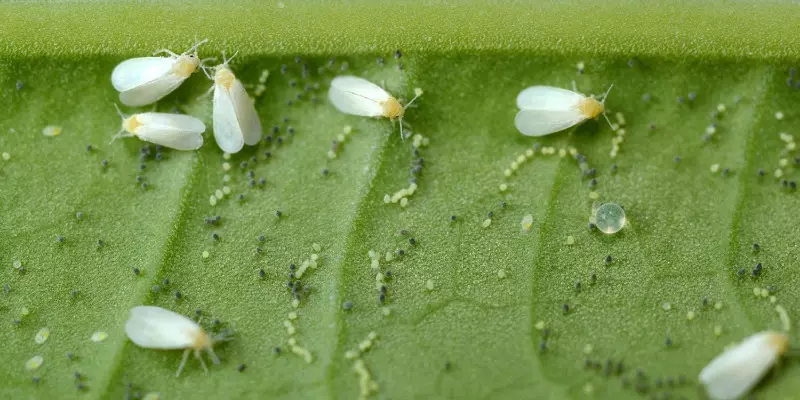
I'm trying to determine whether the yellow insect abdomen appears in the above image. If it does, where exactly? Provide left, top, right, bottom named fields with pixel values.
left=577, top=97, right=604, bottom=119
left=123, top=115, right=142, bottom=134
left=769, top=332, right=789, bottom=355
left=381, top=97, right=405, bottom=120
left=191, top=329, right=211, bottom=350
left=214, top=67, right=235, bottom=90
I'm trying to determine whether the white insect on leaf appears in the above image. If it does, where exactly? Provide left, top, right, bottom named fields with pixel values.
left=204, top=51, right=262, bottom=154
left=110, top=104, right=205, bottom=150
left=328, top=76, right=422, bottom=139
left=514, top=83, right=614, bottom=137
left=111, top=39, right=209, bottom=107
left=699, top=331, right=789, bottom=400
left=125, top=306, right=231, bottom=377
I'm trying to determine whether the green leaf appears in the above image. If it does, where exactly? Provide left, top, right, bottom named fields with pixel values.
left=2, top=2, right=799, bottom=399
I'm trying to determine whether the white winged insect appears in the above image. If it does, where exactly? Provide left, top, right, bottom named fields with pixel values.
left=328, top=76, right=422, bottom=139
left=111, top=39, right=209, bottom=107
left=202, top=52, right=262, bottom=153
left=514, top=83, right=614, bottom=137
left=111, top=104, right=205, bottom=150
left=699, top=331, right=789, bottom=400
left=125, top=306, right=231, bottom=377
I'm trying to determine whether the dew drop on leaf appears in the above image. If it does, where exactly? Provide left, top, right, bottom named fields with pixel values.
left=594, top=203, right=626, bottom=234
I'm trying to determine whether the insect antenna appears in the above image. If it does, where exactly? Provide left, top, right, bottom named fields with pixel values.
left=109, top=103, right=131, bottom=144
left=113, top=103, right=126, bottom=119
left=220, top=50, right=239, bottom=66
left=601, top=84, right=614, bottom=103
left=109, top=129, right=127, bottom=144
left=599, top=84, right=615, bottom=131
left=404, top=92, right=422, bottom=109
left=184, top=38, right=209, bottom=57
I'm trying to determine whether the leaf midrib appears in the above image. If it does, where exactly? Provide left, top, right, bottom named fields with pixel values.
left=96, top=151, right=206, bottom=398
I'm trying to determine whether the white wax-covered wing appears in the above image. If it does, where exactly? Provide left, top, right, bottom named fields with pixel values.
left=699, top=332, right=782, bottom=400
left=328, top=76, right=390, bottom=117
left=125, top=306, right=200, bottom=349
left=134, top=113, right=205, bottom=150
left=230, top=79, right=262, bottom=146
left=119, top=73, right=186, bottom=107
left=516, top=86, right=585, bottom=110
left=514, top=108, right=585, bottom=137
left=213, top=84, right=245, bottom=153
left=112, top=57, right=175, bottom=92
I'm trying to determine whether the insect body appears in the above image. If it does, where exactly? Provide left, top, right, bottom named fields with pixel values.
left=111, top=105, right=205, bottom=150
left=514, top=84, right=613, bottom=136
left=111, top=39, right=209, bottom=107
left=328, top=76, right=421, bottom=139
left=124, top=306, right=221, bottom=377
left=207, top=53, right=261, bottom=153
left=699, top=331, right=789, bottom=400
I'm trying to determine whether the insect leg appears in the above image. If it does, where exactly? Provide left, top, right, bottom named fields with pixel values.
left=195, top=349, right=209, bottom=373
left=175, top=348, right=191, bottom=377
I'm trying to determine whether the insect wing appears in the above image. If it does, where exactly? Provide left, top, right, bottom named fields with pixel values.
left=213, top=84, right=245, bottom=153
left=328, top=76, right=389, bottom=117
left=134, top=113, right=204, bottom=150
left=125, top=306, right=201, bottom=349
